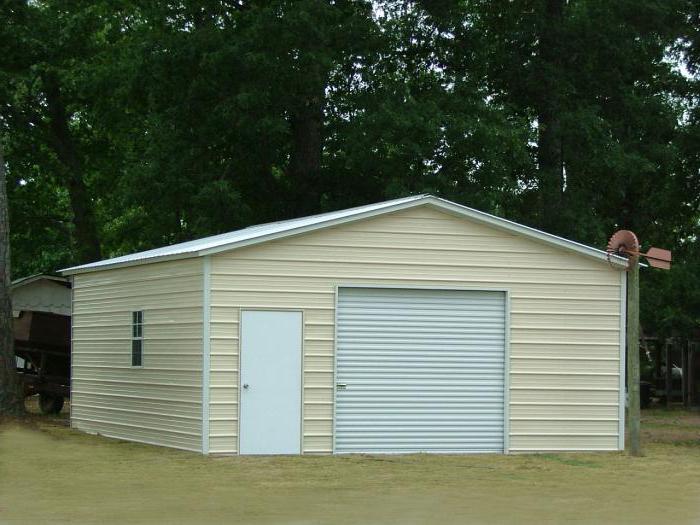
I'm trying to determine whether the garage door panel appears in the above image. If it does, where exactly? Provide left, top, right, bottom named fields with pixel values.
left=335, top=287, right=506, bottom=453
left=338, top=357, right=505, bottom=367
left=337, top=393, right=505, bottom=402
left=338, top=345, right=504, bottom=354
left=337, top=408, right=504, bottom=416
left=337, top=425, right=505, bottom=434
left=339, top=333, right=505, bottom=342
left=338, top=340, right=504, bottom=350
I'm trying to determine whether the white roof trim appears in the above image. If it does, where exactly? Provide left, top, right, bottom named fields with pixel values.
left=61, top=195, right=627, bottom=275
left=426, top=197, right=628, bottom=269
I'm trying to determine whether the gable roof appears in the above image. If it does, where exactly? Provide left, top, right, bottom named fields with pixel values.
left=61, top=195, right=627, bottom=275
left=12, top=274, right=70, bottom=288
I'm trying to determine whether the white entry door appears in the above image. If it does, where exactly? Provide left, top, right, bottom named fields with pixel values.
left=240, top=310, right=302, bottom=454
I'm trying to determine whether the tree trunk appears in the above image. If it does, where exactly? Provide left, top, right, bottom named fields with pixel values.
left=536, top=0, right=565, bottom=234
left=286, top=78, right=325, bottom=217
left=0, top=141, right=25, bottom=416
left=42, top=72, right=102, bottom=264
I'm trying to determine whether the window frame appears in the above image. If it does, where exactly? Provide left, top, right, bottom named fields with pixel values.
left=131, top=310, right=144, bottom=367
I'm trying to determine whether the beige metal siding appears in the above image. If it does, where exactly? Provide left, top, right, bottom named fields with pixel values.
left=208, top=205, right=622, bottom=454
left=71, top=258, right=203, bottom=452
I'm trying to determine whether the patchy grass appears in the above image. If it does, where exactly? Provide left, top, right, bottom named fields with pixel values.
left=641, top=408, right=700, bottom=446
left=1, top=410, right=700, bottom=524
left=537, top=454, right=602, bottom=468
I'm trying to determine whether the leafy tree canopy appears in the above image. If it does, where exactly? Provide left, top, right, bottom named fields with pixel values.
left=1, top=0, right=698, bottom=337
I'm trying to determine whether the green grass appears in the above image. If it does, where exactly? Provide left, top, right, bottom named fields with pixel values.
left=1, top=410, right=700, bottom=524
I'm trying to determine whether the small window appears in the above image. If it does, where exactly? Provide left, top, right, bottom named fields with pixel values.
left=132, top=311, right=143, bottom=366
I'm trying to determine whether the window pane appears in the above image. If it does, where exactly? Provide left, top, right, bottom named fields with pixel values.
left=132, top=339, right=142, bottom=366
left=132, top=311, right=143, bottom=337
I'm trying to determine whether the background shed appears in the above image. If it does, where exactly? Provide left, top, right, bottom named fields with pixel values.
left=11, top=274, right=72, bottom=413
left=11, top=274, right=71, bottom=317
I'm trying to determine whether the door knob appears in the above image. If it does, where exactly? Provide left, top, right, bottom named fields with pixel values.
left=243, top=383, right=249, bottom=389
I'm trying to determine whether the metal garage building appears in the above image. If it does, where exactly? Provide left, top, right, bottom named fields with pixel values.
left=62, top=195, right=628, bottom=455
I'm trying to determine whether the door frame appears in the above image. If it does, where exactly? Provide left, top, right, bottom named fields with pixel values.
left=237, top=308, right=304, bottom=455
left=332, top=284, right=511, bottom=454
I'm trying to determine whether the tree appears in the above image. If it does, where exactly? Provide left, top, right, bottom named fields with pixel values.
left=420, top=1, right=689, bottom=234
left=1, top=1, right=105, bottom=265
left=380, top=0, right=699, bottom=342
left=0, top=0, right=697, bottom=343
left=0, top=140, right=24, bottom=416
left=325, top=2, right=531, bottom=211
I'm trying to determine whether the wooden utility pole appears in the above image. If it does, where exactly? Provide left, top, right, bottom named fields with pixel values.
left=608, top=229, right=671, bottom=456
left=626, top=256, right=641, bottom=456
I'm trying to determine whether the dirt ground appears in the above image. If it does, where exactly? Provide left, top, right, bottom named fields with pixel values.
left=1, top=404, right=699, bottom=525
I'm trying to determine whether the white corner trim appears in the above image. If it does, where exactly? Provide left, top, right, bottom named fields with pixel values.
left=618, top=270, right=627, bottom=451
left=69, top=275, right=75, bottom=430
left=332, top=285, right=340, bottom=454
left=503, top=290, right=512, bottom=454
left=202, top=256, right=212, bottom=455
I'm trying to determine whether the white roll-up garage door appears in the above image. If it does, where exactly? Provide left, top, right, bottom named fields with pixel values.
left=335, top=287, right=506, bottom=453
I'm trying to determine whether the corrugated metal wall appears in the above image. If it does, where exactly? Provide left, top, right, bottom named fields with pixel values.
left=208, top=205, right=622, bottom=454
left=71, top=258, right=203, bottom=452
left=335, top=287, right=505, bottom=453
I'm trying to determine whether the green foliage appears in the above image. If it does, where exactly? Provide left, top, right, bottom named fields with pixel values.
left=0, top=0, right=698, bottom=336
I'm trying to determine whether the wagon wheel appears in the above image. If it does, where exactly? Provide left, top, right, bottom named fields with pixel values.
left=39, top=394, right=64, bottom=415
